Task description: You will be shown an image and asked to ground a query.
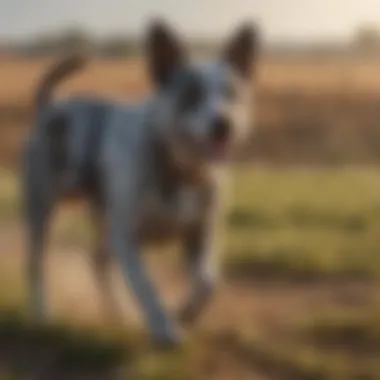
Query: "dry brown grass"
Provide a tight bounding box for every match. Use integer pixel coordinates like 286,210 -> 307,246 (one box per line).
260,58 -> 380,94
2,56 -> 380,102
0,56 -> 147,103
2,55 -> 380,167
2,167 -> 380,379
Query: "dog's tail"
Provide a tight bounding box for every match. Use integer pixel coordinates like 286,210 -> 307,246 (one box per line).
35,54 -> 87,112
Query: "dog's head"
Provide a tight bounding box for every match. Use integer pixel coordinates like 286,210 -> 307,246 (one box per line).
147,19 -> 260,167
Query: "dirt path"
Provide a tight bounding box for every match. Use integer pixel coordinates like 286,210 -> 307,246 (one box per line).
2,226 -> 377,324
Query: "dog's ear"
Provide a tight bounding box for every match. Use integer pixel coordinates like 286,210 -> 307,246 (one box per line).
146,19 -> 186,87
223,22 -> 260,78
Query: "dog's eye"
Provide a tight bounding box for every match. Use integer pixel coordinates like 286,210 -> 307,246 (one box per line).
178,80 -> 203,112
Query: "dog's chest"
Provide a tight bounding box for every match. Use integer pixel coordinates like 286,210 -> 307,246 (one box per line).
137,186 -> 204,243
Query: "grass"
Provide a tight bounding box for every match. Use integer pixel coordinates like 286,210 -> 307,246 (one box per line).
0,169 -> 20,224
1,307 -> 380,380
225,166 -> 380,281
6,57 -> 380,167
3,166 -> 380,279
1,166 -> 380,379
3,55 -> 380,378
213,332 -> 380,380
299,309 -> 380,354
0,308 -> 133,379
0,305 -> 198,380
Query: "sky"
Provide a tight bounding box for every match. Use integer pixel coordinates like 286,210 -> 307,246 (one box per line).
1,0 -> 380,43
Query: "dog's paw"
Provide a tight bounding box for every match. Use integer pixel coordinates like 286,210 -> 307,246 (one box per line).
152,337 -> 181,351
151,331 -> 185,351
150,325 -> 186,351
177,283 -> 214,327
177,304 -> 198,327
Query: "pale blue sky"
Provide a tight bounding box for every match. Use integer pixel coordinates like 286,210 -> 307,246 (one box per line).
1,0 -> 380,42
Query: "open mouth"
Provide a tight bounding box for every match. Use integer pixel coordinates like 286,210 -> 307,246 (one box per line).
207,118 -> 231,161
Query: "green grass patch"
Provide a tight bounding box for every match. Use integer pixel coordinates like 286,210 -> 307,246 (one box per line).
299,309 -> 380,354
207,324 -> 380,380
0,307 -> 195,380
225,166 -> 380,281
0,308 -> 132,379
1,306 -> 379,380
0,169 -> 20,224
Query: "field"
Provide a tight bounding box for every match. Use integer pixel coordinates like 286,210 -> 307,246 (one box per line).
1,56 -> 380,379
3,55 -> 380,165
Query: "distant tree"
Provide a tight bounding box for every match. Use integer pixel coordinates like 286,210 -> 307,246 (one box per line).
26,25 -> 93,55
25,35 -> 57,54
99,35 -> 139,57
54,26 -> 93,52
190,39 -> 218,58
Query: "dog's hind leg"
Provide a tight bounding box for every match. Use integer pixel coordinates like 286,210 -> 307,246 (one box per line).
21,143 -> 55,323
107,209 -> 182,347
89,202 -> 123,323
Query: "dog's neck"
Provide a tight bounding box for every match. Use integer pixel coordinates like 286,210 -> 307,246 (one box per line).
145,96 -> 211,205
151,136 -> 180,202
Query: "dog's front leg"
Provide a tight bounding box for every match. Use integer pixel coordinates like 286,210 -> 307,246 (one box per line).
106,179 -> 181,347
178,186 -> 223,327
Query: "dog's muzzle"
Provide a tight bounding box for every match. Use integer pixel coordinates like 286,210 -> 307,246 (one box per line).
207,116 -> 232,161
211,116 -> 231,142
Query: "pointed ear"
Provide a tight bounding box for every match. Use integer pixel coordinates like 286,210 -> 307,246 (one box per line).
146,19 -> 186,87
223,22 -> 260,78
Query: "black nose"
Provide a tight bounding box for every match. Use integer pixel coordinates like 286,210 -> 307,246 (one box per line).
211,116 -> 231,142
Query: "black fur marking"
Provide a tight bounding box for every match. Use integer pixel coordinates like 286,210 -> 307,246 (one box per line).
152,138 -> 179,204
168,68 -> 205,115
46,112 -> 70,176
81,103 -> 109,200
177,72 -> 204,113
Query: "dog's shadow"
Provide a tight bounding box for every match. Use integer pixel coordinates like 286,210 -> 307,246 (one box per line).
0,309 -> 131,380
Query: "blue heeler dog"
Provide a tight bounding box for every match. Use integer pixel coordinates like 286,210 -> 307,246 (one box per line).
21,19 -> 260,348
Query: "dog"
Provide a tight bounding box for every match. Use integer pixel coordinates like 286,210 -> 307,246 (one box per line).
21,19 -> 259,347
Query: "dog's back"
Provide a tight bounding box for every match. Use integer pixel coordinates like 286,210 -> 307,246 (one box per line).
24,55 -> 125,200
